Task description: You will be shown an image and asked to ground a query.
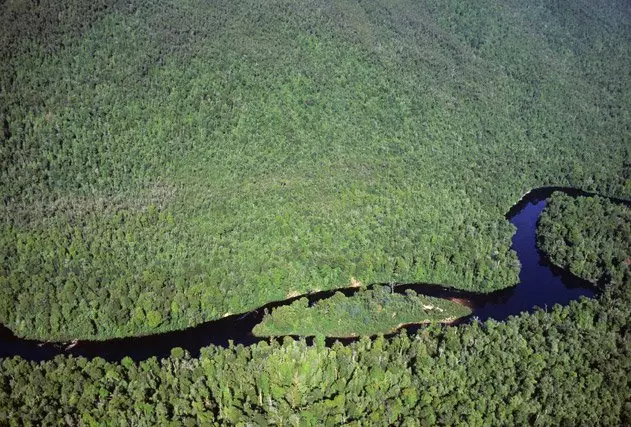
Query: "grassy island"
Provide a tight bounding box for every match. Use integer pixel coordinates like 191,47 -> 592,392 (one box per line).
252,285 -> 471,337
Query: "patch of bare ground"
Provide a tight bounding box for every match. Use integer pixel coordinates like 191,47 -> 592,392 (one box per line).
421,304 -> 444,312
350,277 -> 362,288
285,290 -> 302,299
449,297 -> 474,309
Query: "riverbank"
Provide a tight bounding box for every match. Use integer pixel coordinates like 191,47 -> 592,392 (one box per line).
1,187 -> 625,361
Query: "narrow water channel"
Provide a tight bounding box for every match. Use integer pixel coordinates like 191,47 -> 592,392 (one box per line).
0,187 -> 626,361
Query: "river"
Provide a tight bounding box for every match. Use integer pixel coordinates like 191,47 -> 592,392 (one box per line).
0,187 -> 627,361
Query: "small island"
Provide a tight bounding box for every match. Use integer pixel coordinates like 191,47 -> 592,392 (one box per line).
252,285 -> 472,337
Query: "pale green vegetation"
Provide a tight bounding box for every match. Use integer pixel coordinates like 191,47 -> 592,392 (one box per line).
1,0 -> 629,342
252,286 -> 472,337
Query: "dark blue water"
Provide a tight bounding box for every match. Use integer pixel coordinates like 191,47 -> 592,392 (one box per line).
471,196 -> 595,321
0,187 -> 625,361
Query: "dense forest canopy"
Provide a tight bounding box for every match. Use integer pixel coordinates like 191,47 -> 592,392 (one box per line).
5,191 -> 631,425
538,193 -> 630,285
1,0 -> 631,424
1,0 -> 630,340
1,277 -> 630,425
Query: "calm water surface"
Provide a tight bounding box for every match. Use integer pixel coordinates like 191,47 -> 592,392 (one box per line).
1,187 -> 625,361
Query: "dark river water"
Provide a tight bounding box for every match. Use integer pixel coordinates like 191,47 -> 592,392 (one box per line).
0,187 -> 626,361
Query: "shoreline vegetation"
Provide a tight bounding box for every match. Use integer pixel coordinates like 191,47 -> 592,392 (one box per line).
0,186 -> 625,359
0,186 -> 626,351
537,193 -> 631,285
252,285 -> 472,338
2,271 -> 630,425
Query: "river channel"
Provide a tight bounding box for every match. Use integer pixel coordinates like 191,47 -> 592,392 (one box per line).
0,187 -> 627,361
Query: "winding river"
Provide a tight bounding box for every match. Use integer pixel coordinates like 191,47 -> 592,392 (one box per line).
0,187 -> 628,362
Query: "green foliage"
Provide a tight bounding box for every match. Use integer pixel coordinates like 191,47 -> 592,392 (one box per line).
1,274 -> 630,425
253,285 -> 471,337
1,0 -> 630,423
0,0 -> 629,342
538,193 -> 631,284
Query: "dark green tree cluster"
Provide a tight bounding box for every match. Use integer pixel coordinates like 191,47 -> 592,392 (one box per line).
253,285 -> 471,337
1,275 -> 630,425
538,193 -> 630,285
0,0 -> 127,62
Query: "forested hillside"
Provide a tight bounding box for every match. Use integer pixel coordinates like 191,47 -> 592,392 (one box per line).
1,0 -> 629,340
1,0 -> 631,424
3,192 -> 631,424
3,192 -> 630,424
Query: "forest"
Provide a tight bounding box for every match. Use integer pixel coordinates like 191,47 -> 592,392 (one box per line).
1,273 -> 630,424
537,192 -> 630,285
252,285 -> 471,337
0,0 -> 630,424
1,0 -> 629,341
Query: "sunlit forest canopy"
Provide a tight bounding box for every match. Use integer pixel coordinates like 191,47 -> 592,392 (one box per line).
2,282 -> 631,425
0,0 -> 629,340
2,0 -> 631,424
